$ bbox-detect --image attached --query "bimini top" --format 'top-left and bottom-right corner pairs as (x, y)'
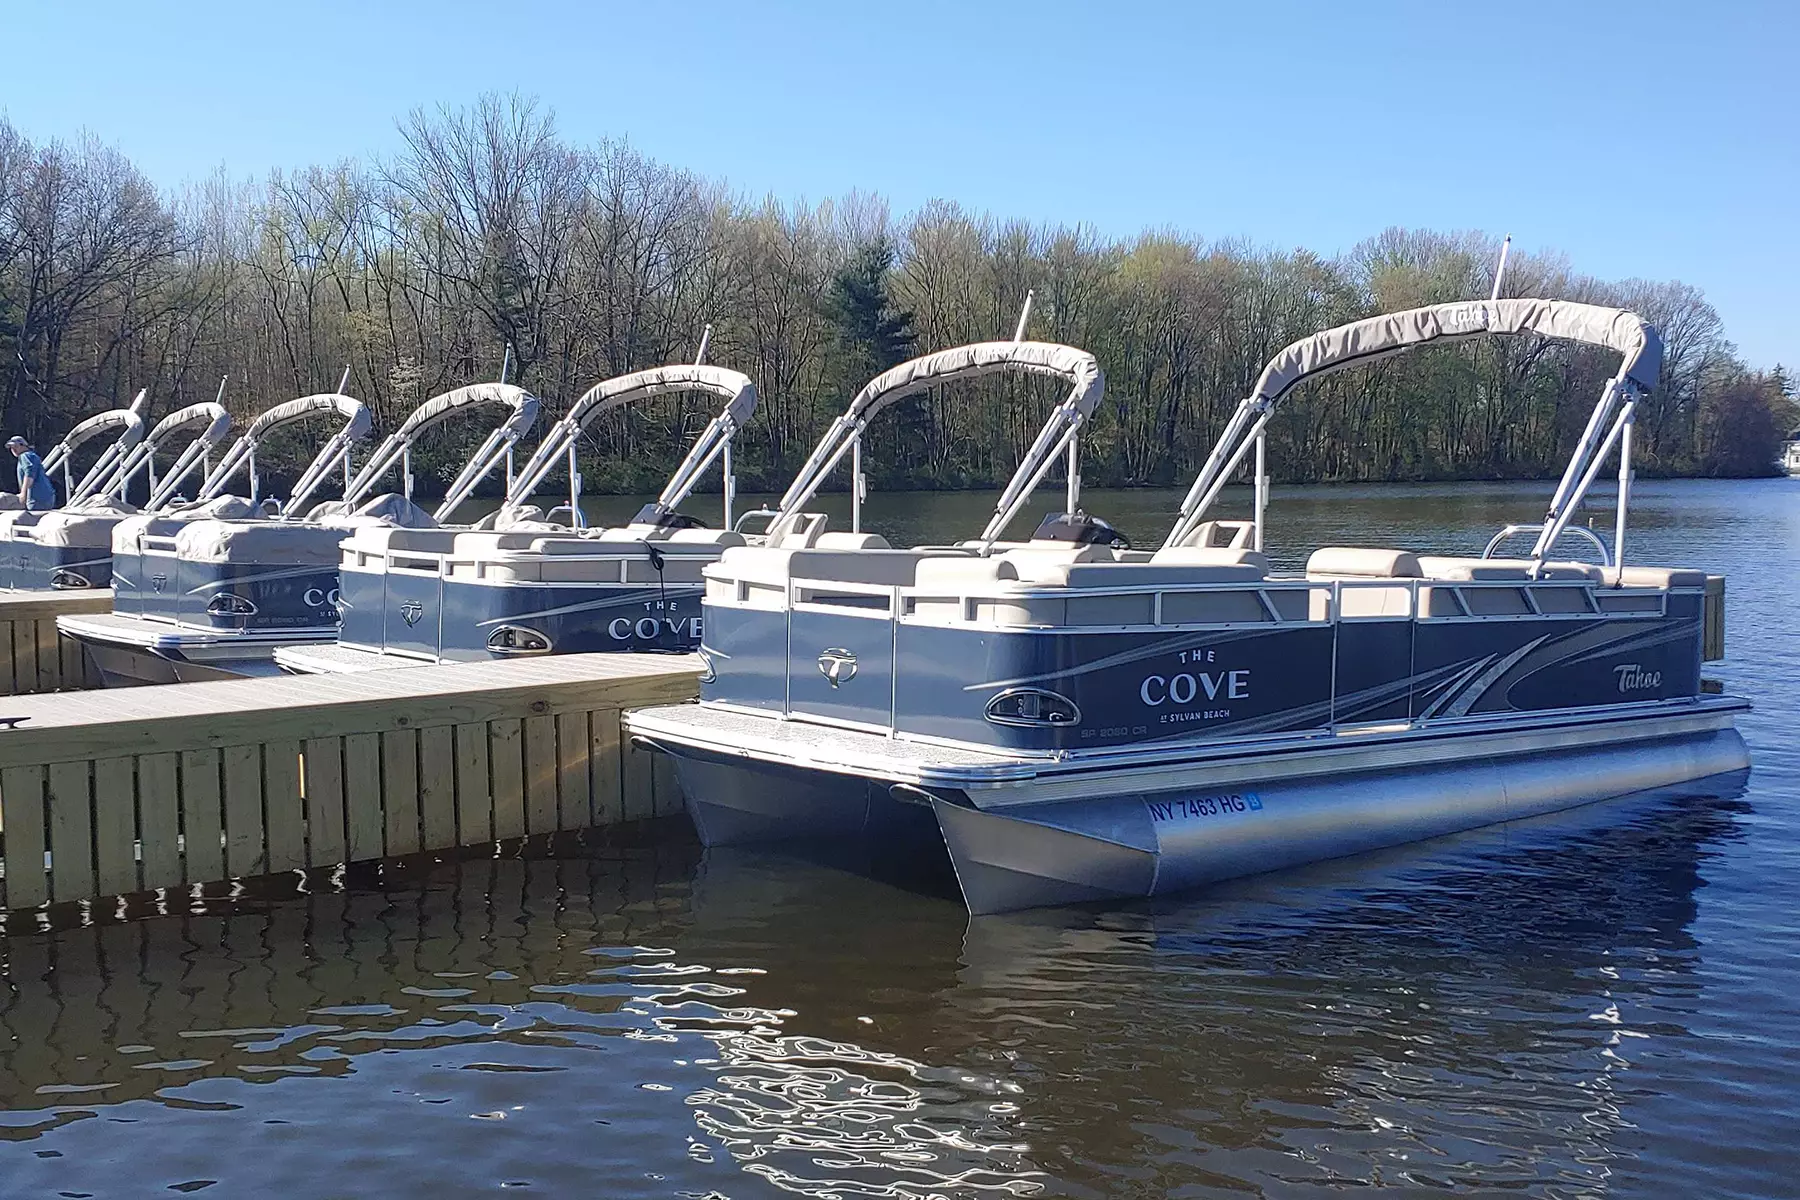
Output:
(502, 364), (757, 522)
(104, 401), (234, 512)
(42, 404), (150, 505)
(339, 383), (540, 521)
(1164, 298), (1665, 553)
(191, 392), (372, 515)
(770, 340), (1105, 541)
(1249, 299), (1662, 409)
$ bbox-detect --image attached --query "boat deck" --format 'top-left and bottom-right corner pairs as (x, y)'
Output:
(625, 695), (1750, 800)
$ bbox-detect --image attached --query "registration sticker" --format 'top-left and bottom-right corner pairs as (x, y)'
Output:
(1146, 792), (1263, 823)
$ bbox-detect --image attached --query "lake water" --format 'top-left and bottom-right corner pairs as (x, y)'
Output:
(2, 480), (1796, 1198)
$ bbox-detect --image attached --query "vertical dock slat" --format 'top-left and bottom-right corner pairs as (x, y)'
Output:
(34, 619), (59, 693)
(180, 747), (224, 884)
(304, 737), (347, 866)
(555, 711), (589, 832)
(263, 739), (306, 873)
(1, 764), (49, 908)
(489, 719), (525, 841)
(381, 728), (421, 856)
(343, 732), (383, 861)
(46, 760), (94, 903)
(523, 714), (557, 835)
(91, 755), (138, 896)
(13, 622), (37, 696)
(222, 743), (265, 878)
(590, 708), (623, 827)
(0, 619), (16, 694)
(454, 722), (491, 844)
(417, 725), (456, 849)
(136, 752), (181, 891)
(58, 634), (83, 694)
(621, 725), (654, 821)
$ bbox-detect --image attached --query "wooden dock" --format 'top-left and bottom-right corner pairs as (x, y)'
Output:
(0, 590), (111, 697)
(0, 652), (702, 911)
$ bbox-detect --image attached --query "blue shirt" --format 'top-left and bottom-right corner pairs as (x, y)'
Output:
(18, 450), (55, 511)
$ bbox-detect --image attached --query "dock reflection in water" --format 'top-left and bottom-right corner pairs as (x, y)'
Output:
(0, 775), (1763, 1198)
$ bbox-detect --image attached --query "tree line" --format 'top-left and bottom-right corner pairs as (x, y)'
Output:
(1, 95), (1791, 504)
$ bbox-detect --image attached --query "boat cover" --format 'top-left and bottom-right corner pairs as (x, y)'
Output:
(173, 520), (345, 566)
(1250, 299), (1662, 407)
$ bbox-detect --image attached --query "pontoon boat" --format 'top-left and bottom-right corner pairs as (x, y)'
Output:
(0, 397), (233, 591)
(57, 390), (376, 682)
(0, 394), (150, 583)
(625, 299), (1748, 913)
(275, 363), (756, 673)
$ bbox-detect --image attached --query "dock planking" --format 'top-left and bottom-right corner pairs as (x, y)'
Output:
(0, 589), (111, 697)
(0, 652), (702, 910)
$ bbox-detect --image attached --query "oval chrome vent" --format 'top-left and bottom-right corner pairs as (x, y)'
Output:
(50, 570), (91, 590)
(206, 593), (258, 616)
(984, 687), (1080, 728)
(487, 625), (553, 656)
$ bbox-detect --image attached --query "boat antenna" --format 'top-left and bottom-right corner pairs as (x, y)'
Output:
(693, 323), (712, 366)
(1012, 290), (1035, 343)
(336, 364), (352, 394)
(499, 344), (514, 385)
(212, 374), (229, 405)
(1489, 234), (1513, 302)
(127, 387), (149, 416)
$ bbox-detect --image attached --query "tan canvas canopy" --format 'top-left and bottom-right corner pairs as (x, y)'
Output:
(1250, 299), (1662, 408)
(503, 364), (758, 520)
(770, 341), (1105, 540)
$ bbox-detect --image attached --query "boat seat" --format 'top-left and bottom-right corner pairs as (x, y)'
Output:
(1612, 566), (1707, 589)
(1417, 556), (1600, 582)
(814, 531), (890, 550)
(710, 546), (948, 593)
(1306, 547), (1422, 579)
(1166, 519), (1257, 550)
(1148, 545), (1272, 573)
(664, 528), (747, 548)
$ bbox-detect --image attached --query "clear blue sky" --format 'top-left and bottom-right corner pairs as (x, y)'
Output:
(6, 0), (1794, 369)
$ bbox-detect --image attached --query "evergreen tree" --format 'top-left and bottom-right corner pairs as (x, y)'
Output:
(823, 238), (916, 374)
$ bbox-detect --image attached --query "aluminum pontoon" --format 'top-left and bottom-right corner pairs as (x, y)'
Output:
(0, 395), (151, 574)
(0, 396), (233, 591)
(274, 362), (759, 674)
(625, 299), (1748, 914)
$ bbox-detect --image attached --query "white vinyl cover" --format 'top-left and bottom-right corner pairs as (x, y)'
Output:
(1250, 299), (1663, 406)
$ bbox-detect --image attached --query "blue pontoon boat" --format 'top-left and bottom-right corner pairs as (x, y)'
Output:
(0, 396), (233, 591)
(274, 362), (757, 673)
(625, 299), (1748, 913)
(62, 383), (539, 684)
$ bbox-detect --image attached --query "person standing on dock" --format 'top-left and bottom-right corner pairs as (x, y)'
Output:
(8, 436), (55, 511)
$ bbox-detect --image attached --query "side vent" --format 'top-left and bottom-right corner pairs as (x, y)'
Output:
(487, 625), (552, 656)
(206, 593), (258, 617)
(51, 570), (92, 590)
(984, 687), (1080, 729)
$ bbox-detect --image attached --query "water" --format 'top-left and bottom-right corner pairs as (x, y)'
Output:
(3, 479), (1798, 1198)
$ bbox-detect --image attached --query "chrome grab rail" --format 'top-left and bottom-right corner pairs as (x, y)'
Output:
(1482, 523), (1612, 567)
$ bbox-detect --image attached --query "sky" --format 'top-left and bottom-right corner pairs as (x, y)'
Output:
(5, 0), (1795, 368)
